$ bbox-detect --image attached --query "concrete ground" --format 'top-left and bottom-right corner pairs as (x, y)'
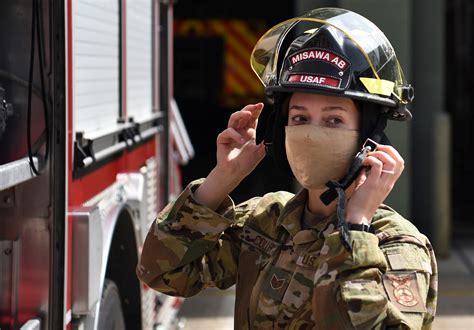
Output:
(178, 240), (474, 329)
(434, 239), (474, 329)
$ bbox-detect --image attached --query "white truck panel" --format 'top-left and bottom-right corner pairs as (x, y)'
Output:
(73, 0), (120, 134)
(126, 0), (153, 121)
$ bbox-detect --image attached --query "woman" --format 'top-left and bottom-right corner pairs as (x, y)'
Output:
(137, 8), (437, 329)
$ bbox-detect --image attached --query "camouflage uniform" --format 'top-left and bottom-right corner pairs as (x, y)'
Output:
(137, 179), (438, 329)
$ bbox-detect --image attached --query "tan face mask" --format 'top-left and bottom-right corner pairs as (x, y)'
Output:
(285, 125), (360, 190)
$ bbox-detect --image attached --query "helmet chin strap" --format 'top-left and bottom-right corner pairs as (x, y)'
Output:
(320, 112), (389, 251)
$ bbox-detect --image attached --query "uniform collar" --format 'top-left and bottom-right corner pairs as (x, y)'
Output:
(278, 189), (337, 242)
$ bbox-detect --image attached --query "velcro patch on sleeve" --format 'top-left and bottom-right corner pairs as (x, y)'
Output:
(382, 271), (427, 313)
(240, 225), (280, 255)
(386, 252), (406, 270)
(383, 244), (432, 274)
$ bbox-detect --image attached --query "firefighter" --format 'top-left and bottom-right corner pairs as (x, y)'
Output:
(137, 8), (437, 329)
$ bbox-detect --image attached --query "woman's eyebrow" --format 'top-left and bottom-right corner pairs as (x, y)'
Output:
(289, 105), (308, 111)
(322, 106), (347, 112)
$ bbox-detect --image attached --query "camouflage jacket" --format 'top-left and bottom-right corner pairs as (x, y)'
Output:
(137, 179), (438, 329)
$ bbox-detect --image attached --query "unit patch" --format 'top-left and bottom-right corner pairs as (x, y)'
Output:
(382, 272), (427, 313)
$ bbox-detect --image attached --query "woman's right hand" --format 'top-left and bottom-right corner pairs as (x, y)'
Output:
(193, 103), (266, 210)
(215, 103), (266, 181)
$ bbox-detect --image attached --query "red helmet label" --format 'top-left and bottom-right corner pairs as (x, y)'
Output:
(289, 74), (341, 88)
(290, 49), (349, 70)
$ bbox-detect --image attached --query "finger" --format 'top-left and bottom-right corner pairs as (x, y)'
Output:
(241, 139), (265, 156)
(228, 110), (251, 129)
(362, 155), (384, 180)
(371, 147), (404, 177)
(355, 168), (367, 190)
(228, 111), (251, 129)
(254, 143), (267, 166)
(241, 127), (256, 140)
(235, 103), (264, 130)
(367, 150), (397, 173)
(240, 141), (266, 167)
(230, 103), (264, 130)
(243, 102), (264, 116)
(217, 127), (245, 145)
(248, 103), (264, 129)
(375, 144), (404, 169)
(256, 141), (267, 160)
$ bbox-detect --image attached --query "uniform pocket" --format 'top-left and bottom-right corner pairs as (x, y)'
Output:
(339, 280), (388, 328)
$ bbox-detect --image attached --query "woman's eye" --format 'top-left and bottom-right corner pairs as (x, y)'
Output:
(290, 115), (308, 124)
(326, 117), (344, 126)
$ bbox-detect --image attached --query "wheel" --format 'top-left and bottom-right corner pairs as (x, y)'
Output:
(97, 279), (126, 330)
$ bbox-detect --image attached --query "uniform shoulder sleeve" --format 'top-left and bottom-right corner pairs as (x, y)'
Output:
(246, 191), (294, 231)
(137, 179), (262, 297)
(312, 205), (438, 329)
(373, 205), (438, 328)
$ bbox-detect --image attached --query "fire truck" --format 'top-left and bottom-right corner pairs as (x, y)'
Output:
(0, 0), (193, 329)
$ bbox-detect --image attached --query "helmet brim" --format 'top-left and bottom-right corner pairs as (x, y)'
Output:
(265, 85), (412, 121)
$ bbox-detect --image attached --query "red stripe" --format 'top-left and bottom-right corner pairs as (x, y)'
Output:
(224, 84), (233, 95)
(225, 53), (258, 94)
(288, 74), (341, 88)
(222, 21), (255, 51)
(203, 21), (251, 71)
(202, 21), (258, 95)
(225, 66), (248, 95)
(225, 45), (252, 76)
(69, 139), (156, 207)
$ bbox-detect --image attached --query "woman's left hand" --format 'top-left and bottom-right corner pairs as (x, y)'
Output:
(345, 144), (404, 225)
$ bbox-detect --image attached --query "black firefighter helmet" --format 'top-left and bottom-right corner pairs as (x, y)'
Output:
(251, 7), (414, 175)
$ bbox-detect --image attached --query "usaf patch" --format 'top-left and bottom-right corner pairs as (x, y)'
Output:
(296, 253), (319, 268)
(382, 271), (427, 313)
(261, 266), (292, 302)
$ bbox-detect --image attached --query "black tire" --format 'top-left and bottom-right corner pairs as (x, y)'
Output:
(97, 279), (126, 330)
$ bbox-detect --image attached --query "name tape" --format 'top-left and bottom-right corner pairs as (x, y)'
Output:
(289, 74), (341, 88)
(240, 226), (280, 255)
